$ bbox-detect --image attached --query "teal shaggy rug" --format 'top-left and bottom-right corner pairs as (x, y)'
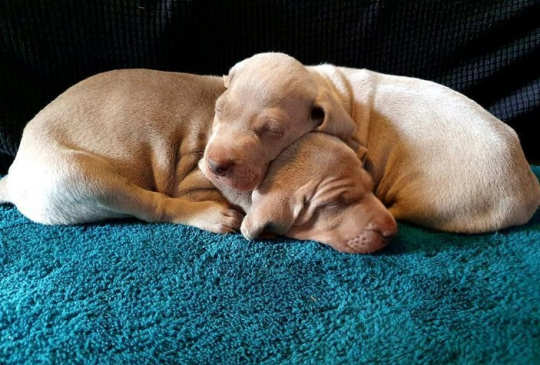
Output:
(1, 167), (539, 364)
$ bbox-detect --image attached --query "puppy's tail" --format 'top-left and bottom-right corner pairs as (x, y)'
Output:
(0, 175), (10, 204)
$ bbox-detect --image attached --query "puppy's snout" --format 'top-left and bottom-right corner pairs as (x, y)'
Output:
(208, 158), (233, 176)
(371, 215), (398, 242)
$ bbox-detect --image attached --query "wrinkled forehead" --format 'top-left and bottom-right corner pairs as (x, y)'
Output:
(235, 74), (313, 102)
(314, 144), (374, 192)
(217, 81), (314, 119)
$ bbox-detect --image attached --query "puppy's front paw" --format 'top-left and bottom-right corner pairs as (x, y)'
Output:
(240, 214), (264, 240)
(192, 201), (244, 234)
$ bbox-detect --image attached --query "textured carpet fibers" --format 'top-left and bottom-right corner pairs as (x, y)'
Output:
(1, 167), (539, 364)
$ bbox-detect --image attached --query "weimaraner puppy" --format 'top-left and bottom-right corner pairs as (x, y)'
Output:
(0, 70), (241, 233)
(202, 132), (398, 253)
(203, 52), (540, 233)
(0, 69), (396, 253)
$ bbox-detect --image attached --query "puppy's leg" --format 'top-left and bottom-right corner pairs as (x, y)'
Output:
(105, 183), (243, 233)
(22, 151), (243, 233)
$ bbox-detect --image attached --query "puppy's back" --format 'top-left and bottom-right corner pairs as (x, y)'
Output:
(366, 71), (540, 232)
(5, 69), (225, 217)
(23, 69), (223, 151)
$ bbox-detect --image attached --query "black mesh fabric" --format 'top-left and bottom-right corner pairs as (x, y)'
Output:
(1, 0), (539, 173)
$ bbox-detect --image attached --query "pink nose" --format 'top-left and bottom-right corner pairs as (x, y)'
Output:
(345, 215), (398, 253)
(208, 158), (233, 176)
(371, 214), (399, 242)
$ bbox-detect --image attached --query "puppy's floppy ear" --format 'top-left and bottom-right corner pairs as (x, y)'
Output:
(312, 87), (357, 141)
(222, 66), (236, 88)
(223, 75), (230, 88)
(241, 191), (303, 240)
(223, 59), (247, 88)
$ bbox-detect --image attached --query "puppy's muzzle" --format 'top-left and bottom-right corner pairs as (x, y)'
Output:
(208, 157), (234, 177)
(369, 215), (399, 244)
(346, 215), (398, 253)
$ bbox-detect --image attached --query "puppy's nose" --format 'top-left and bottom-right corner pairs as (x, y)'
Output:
(208, 158), (233, 176)
(380, 225), (398, 240)
(371, 216), (398, 241)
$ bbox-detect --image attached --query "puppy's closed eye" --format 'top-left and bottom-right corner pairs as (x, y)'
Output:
(214, 97), (227, 115)
(255, 122), (285, 138)
(318, 191), (362, 208)
(215, 103), (224, 116)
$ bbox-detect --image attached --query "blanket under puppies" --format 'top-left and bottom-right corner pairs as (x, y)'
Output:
(1, 167), (539, 364)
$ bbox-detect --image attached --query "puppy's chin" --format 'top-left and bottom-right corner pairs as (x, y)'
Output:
(326, 232), (390, 254)
(225, 177), (261, 192)
(322, 239), (389, 254)
(199, 160), (263, 192)
(286, 230), (390, 254)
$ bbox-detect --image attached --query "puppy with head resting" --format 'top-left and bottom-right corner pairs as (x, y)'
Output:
(202, 132), (398, 254)
(0, 69), (396, 253)
(203, 52), (540, 233)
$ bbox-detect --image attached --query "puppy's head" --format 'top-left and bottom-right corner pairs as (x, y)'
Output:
(202, 52), (356, 192)
(240, 133), (397, 254)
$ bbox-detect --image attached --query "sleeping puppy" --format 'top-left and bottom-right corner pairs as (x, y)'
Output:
(203, 52), (540, 233)
(0, 69), (243, 233)
(202, 132), (398, 254)
(0, 68), (397, 254)
(202, 53), (356, 192)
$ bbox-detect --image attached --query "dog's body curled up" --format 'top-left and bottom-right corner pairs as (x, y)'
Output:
(0, 70), (243, 233)
(0, 68), (397, 253)
(312, 63), (540, 233)
(203, 52), (540, 233)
